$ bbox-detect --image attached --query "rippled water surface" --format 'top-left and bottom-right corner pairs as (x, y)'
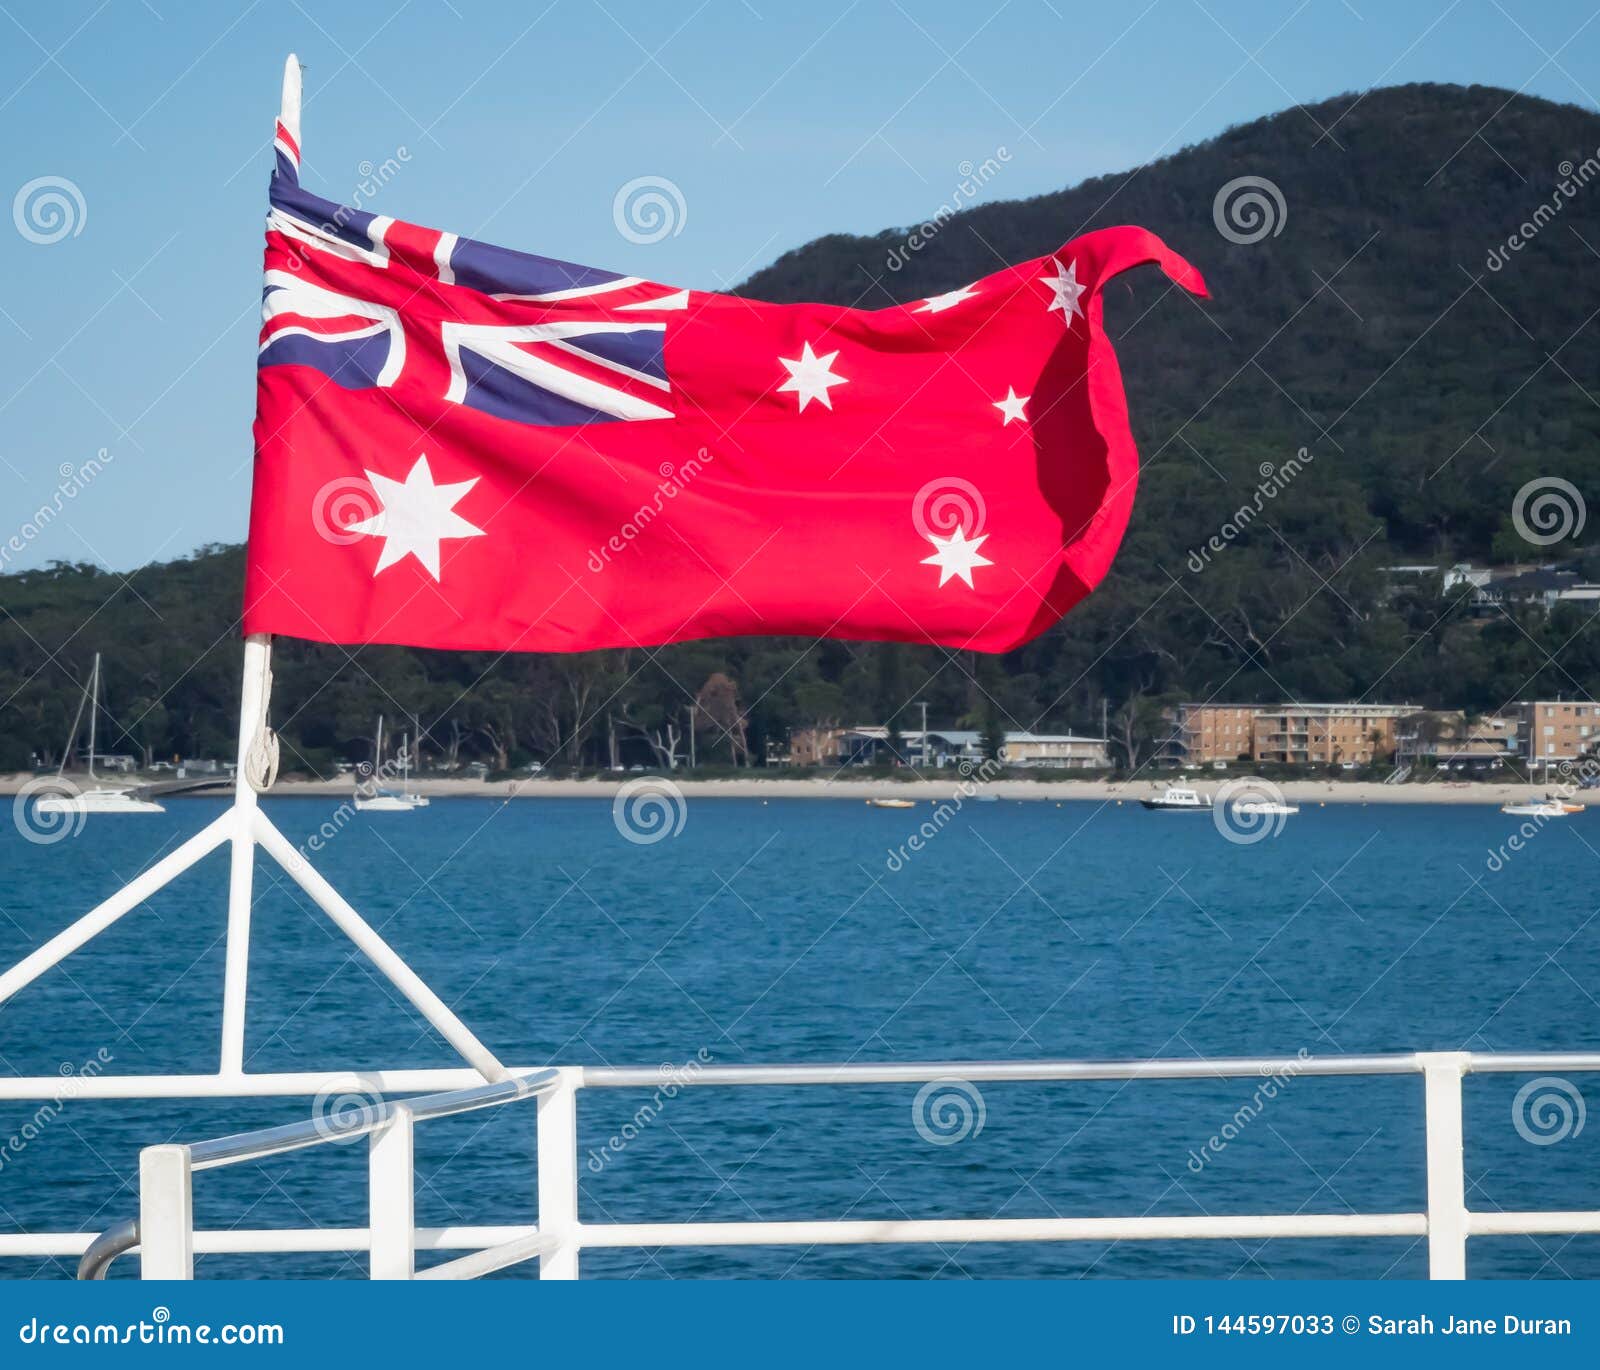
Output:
(3, 795), (1598, 1278)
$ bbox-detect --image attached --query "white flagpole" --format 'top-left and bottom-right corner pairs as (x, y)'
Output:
(217, 53), (299, 1074)
(3, 52), (507, 1089)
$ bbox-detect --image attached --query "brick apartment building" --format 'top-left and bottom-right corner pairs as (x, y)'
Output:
(1169, 702), (1421, 767)
(1518, 700), (1600, 765)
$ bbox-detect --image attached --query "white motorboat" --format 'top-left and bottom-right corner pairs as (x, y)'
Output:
(354, 717), (429, 811)
(867, 796), (916, 809)
(1501, 796), (1583, 817)
(34, 653), (165, 815)
(1234, 798), (1299, 816)
(1141, 785), (1212, 811)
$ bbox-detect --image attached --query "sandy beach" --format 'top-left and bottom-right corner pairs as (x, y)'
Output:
(1, 772), (1576, 805)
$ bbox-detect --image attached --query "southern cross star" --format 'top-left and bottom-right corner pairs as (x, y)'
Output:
(916, 284), (980, 313)
(777, 342), (848, 411)
(921, 526), (993, 588)
(993, 387), (1030, 425)
(345, 453), (485, 580)
(1040, 256), (1085, 321)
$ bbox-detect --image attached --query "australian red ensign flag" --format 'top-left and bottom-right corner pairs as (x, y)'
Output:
(244, 110), (1206, 654)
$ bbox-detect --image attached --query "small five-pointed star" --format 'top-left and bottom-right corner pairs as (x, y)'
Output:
(993, 387), (1030, 425)
(345, 453), (485, 580)
(777, 341), (848, 411)
(915, 284), (979, 314)
(1040, 256), (1085, 321)
(921, 525), (994, 588)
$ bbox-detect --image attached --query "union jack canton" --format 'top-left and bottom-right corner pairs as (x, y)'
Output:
(259, 120), (684, 427)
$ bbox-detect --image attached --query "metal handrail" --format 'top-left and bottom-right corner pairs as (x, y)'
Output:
(69, 1051), (1600, 1281)
(77, 1218), (139, 1281)
(75, 1069), (559, 1279)
(187, 1068), (558, 1171)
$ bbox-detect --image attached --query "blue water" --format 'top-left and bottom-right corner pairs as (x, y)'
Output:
(2, 796), (1598, 1279)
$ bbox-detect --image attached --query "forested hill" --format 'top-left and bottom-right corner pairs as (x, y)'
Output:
(5, 84), (1600, 775)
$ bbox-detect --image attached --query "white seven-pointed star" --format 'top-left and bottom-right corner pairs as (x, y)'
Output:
(777, 342), (848, 412)
(916, 284), (979, 314)
(993, 387), (1030, 425)
(1040, 256), (1085, 321)
(345, 454), (485, 581)
(921, 526), (994, 588)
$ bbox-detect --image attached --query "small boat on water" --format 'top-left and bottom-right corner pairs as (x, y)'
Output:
(354, 717), (429, 812)
(1501, 795), (1584, 817)
(1234, 798), (1299, 816)
(1141, 785), (1212, 811)
(35, 652), (165, 816)
(867, 797), (916, 809)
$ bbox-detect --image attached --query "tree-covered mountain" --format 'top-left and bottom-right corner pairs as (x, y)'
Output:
(5, 83), (1600, 774)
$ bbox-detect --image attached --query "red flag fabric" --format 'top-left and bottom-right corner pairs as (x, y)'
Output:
(244, 150), (1205, 655)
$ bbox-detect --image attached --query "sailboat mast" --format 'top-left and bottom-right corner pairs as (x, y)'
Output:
(87, 652), (100, 781)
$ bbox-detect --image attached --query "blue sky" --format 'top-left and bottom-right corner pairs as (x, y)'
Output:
(2, 0), (1598, 573)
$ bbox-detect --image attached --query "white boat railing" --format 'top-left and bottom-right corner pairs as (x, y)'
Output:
(48, 1050), (1600, 1281)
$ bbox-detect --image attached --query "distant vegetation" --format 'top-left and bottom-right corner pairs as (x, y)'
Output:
(5, 84), (1600, 776)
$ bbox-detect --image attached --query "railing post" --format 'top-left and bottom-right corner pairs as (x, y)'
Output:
(368, 1102), (415, 1279)
(138, 1145), (193, 1279)
(537, 1067), (581, 1279)
(1421, 1052), (1470, 1279)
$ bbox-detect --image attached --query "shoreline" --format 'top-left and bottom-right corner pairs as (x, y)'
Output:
(0, 773), (1578, 805)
